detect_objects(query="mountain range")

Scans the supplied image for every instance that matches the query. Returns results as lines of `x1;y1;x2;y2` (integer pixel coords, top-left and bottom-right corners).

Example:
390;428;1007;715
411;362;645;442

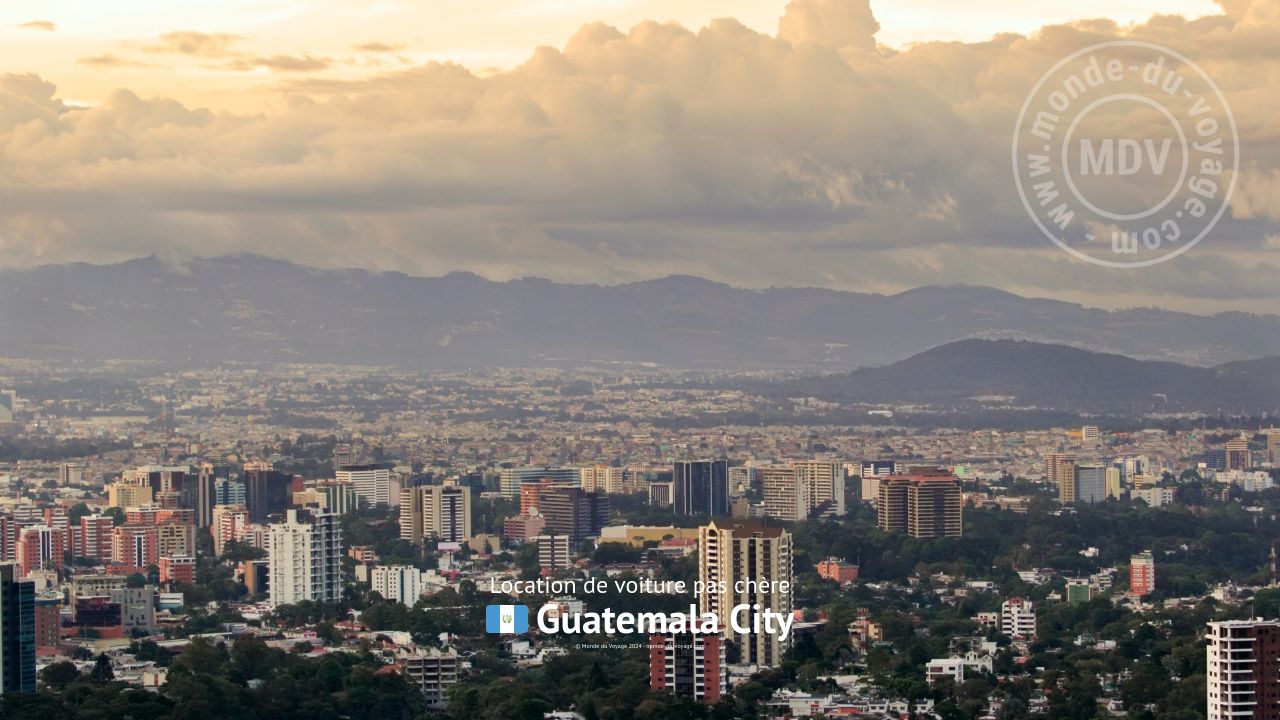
774;339;1280;413
2;254;1279;371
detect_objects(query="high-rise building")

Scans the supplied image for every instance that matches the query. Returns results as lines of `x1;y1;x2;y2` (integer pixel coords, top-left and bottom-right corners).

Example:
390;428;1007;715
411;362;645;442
107;482;154;508
1000;597;1036;640
195;463;238;528
159;555;196;585
77;514;115;563
268;509;343;606
1081;425;1101;445
674;461;729;516
17;525;64;576
1266;430;1280;465
156;522;195;559
536;534;572;573
111;524;159;569
212;504;252;556
760;462;846;520
539;487;610;544
1206;620;1280;720
399;646;460;706
371;565;424;606
244;461;295;523
499;467;580;500
1130;551;1155;597
400;481;472;544
1073;464;1108;504
1226;437;1252;472
649;631;726;703
698;520;793;667
1045;453;1077;503
876;470;963;538
294;480;356;516
337;463;395;508
579;465;624;494
59;463;84;487
0;564;35;692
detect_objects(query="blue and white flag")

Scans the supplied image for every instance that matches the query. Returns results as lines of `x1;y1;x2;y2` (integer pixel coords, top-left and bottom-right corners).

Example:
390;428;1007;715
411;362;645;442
486;604;528;634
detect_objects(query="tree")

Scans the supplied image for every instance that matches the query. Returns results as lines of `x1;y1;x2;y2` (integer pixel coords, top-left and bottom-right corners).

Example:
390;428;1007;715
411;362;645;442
90;654;115;683
39;661;79;690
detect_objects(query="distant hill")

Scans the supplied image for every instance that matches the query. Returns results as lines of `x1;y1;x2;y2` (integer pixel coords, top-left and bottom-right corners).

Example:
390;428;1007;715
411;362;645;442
774;339;1280;413
1;254;1279;370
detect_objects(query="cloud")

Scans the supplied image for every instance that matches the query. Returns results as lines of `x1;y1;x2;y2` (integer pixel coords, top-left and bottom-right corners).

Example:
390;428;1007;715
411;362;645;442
1;1;1280;312
76;54;158;69
778;0;880;51
226;55;332;72
18;21;55;32
354;42;405;53
144;31;243;57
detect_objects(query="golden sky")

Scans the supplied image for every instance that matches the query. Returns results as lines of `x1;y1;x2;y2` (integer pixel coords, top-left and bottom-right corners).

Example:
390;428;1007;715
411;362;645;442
3;0;1222;110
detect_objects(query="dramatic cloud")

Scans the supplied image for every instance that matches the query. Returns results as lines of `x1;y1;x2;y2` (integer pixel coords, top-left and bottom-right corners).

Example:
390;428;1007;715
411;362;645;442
18;21;55;32
2;0;1280;312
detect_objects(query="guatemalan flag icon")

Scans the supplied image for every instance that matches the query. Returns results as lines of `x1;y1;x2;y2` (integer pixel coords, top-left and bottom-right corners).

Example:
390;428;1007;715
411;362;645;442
486;604;528;634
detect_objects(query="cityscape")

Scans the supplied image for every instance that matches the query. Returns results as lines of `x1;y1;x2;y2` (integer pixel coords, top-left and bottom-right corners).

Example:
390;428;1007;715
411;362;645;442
4;0;1280;719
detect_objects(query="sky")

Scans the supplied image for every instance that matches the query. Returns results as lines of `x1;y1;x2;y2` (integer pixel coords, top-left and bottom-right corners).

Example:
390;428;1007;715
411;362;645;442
1;0;1278;314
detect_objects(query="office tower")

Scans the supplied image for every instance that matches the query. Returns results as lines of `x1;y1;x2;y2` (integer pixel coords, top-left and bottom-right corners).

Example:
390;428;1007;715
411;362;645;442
1000;597;1036;640
1105;467;1123;499
536;534;572;572
1226;436;1251;472
1130;551;1156;597
59;463;84;487
296;480;356;516
539;487;610;545
107;482;154;508
649;631;726;703
579;465;623;494
0;564;35;692
1045;453;1077;503
371;565;424;606
401;481;472;545
1266;430;1280;465
337;463;394;508
268;509;343;606
698;521;793;667
1081;425;1101;445
1073;464;1107;504
673;460;729;516
195;463;235;528
129;465;189;496
648;481;674;508
78;515;115;563
499;467;579;500
876;470;962;538
16;526;64;576
243;461;294;522
112;525;159;568
1206;620;1280;720
1204;449;1228;471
